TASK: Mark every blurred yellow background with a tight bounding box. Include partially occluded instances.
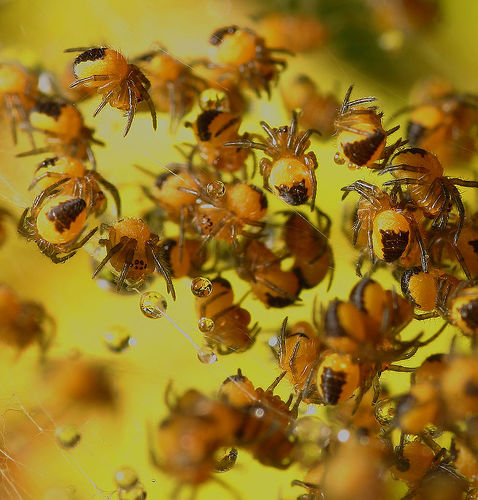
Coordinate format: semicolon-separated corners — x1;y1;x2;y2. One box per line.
1;0;478;498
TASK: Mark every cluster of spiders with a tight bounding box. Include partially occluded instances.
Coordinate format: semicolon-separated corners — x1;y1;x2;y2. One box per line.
3;9;478;499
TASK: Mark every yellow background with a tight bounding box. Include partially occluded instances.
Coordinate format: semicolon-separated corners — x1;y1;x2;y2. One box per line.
1;0;478;498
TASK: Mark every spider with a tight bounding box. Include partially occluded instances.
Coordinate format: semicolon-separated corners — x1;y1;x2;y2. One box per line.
225;110;319;210
18;178;97;263
66;46;157;136
92;217;175;299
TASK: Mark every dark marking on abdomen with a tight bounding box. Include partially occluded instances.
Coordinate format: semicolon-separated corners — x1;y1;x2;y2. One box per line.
468;239;478;254
197;109;221;141
275;179;308;206
33;100;66;121
74;47;106;65
209;26;239;45
407;122;426;146
47;198;86;233
320;367;346;405
380;229;409;262
459;299;478;331
342;128;385;166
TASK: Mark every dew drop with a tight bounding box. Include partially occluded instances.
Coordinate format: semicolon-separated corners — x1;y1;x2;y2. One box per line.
104;326;131;353
374;398;396;426
198;317;215;333
55;424;81;449
199;88;229;111
197;348;217;364
191;277;212;297
140;291;167;319
337;428;350;442
206;180;226;199
114;466;139;490
334;152;345;165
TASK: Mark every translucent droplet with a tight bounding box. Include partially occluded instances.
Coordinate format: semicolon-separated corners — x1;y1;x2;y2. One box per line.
191;277;212;297
197;348;217;364
114;466;139;490
140;291;167;319
118;484;147;500
104;326;131;353
374;398;396;426
334;152;345;165
292;416;331;445
55;424;81;449
337;428;350;442
198;317;215;333
268;336;278;347
199;88;229;111
206;180;226;199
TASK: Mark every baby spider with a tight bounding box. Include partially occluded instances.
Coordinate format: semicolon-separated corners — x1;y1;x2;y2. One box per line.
380;147;478;244
207;25;289;98
66;47;157;136
342;180;429;274
18;178;98;263
29;156;121;217
0;62;38;147
92;218;175;299
225;110;319;210
134;46;206;131
18;99;104;168
334;85;405;169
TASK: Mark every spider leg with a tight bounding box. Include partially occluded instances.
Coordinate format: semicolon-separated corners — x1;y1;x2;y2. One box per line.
146;240;176;300
449;184;466;244
51;251;78;263
260;120;278;148
11;93;36;148
294;128;321;156
277;317;288;360
91;238;128;278
223;139;268;151
266;370;287;392
93;90;114;117
123;84;137;137
64;46;100;52
167;82;178;133
4;94;18;144
286;110;298;150
31;177;71;210
94;173;121;216
69;74;110;88
141;80;157;131
414;224;429;273
117;239;137;290
378;163;428;176
28;172;62;190
340;85;354;114
305;152;318;211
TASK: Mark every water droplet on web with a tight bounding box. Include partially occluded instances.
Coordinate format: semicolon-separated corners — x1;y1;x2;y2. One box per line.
55;424;81;449
334;152;345;165
104;325;131;353
197;347;217;364
140;291;167;319
198;317;215;333
206;180;226;199
114;466;139;490
191;277;212;297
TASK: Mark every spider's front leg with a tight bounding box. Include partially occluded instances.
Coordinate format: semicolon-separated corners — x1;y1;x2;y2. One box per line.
304;151;318;211
259;158;272;190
